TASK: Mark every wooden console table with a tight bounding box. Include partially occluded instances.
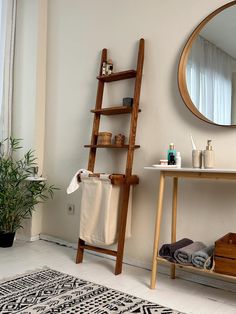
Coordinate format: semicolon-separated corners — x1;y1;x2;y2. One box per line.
144;167;236;289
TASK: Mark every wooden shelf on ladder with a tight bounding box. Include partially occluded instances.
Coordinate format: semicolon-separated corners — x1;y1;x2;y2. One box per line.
91;106;141;115
76;38;145;275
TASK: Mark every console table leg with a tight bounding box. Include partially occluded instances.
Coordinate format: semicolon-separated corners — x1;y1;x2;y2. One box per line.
171;177;178;279
150;172;165;289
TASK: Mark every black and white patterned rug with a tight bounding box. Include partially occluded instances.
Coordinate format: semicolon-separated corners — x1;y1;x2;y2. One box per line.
0;269;184;313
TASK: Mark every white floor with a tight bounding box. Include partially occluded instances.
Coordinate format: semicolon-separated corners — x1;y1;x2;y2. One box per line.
0;240;236;314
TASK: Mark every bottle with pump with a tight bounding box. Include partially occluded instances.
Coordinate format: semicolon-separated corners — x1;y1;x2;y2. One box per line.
176;152;181;168
167;143;176;165
203;140;214;168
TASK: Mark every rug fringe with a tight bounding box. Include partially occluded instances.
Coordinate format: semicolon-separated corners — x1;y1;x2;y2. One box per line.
0;266;50;284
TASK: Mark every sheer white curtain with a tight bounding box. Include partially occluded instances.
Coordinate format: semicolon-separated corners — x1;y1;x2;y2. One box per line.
0;0;16;140
187;35;233;125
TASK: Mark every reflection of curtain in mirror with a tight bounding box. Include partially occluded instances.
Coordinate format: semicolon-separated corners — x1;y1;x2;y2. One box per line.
0;0;16;140
232;73;236;124
187;35;233;125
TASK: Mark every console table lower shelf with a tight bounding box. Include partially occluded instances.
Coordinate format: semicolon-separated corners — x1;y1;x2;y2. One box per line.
144;167;236;289
157;256;236;283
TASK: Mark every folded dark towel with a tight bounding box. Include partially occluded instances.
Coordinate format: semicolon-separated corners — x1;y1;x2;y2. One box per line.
159;238;193;262
174;241;206;265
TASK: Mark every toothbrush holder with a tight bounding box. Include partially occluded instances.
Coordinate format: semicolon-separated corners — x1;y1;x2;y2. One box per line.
192;150;202;168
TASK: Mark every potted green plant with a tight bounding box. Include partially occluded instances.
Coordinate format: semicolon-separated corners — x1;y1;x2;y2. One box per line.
0;138;56;247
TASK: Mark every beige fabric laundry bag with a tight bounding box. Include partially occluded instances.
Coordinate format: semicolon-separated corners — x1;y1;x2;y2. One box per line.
79;175;132;246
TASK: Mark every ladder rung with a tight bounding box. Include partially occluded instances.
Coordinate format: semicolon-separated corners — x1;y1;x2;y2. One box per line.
80;244;117;257
78;173;139;185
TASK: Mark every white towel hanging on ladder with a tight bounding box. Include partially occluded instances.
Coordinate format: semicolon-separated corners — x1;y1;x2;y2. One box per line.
79;175;132;246
66;169;92;194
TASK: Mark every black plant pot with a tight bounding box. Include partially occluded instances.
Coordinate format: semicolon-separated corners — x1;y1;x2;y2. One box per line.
0;232;15;248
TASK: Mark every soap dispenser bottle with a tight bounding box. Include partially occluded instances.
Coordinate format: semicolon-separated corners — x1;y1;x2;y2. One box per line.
203;140;214;168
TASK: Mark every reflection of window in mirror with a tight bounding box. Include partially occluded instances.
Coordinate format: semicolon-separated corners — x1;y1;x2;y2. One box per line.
186;35;236;125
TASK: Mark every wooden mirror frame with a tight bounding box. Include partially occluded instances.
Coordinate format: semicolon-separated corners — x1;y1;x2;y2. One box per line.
178;0;236;127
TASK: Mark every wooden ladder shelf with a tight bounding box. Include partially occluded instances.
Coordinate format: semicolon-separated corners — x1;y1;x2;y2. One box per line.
76;38;144;275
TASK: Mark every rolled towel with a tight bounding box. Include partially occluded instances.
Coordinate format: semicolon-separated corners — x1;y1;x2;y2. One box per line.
174;241;206;265
159;238;193;262
192;245;214;269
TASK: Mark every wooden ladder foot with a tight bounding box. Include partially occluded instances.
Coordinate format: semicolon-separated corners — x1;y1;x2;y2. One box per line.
76;238;85;264
115;258;123;275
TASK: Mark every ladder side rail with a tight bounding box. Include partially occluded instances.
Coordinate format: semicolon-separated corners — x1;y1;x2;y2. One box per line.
115;183;131;275
115;39;145;275
88;48;107;171
77;49;107;264
125;38;144;177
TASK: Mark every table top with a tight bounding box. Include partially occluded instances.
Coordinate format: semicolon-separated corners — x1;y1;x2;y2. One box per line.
25;176;47;181
144;166;236;174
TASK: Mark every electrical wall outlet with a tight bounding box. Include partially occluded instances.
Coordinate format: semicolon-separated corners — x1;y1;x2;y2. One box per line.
67;204;75;215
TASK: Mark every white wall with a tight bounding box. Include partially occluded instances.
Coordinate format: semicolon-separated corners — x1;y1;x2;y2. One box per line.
40;0;236;266
13;0;37;149
13;0;47;240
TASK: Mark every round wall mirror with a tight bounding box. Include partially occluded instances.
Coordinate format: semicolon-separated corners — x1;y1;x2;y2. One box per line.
178;1;236;126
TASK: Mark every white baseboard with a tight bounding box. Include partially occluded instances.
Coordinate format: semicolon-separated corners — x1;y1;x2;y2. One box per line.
30;235;41;241
16;234;40;242
40;234;77;249
39;234;236;293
